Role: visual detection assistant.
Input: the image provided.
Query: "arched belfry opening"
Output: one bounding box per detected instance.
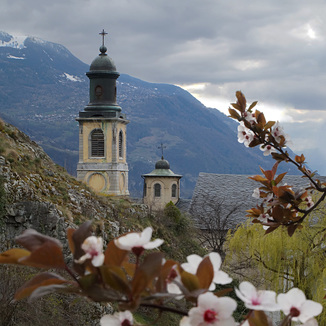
[76,30,129,196]
[119,130,124,159]
[90,129,104,157]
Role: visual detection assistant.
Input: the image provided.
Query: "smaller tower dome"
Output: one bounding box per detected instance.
[155,157,170,170]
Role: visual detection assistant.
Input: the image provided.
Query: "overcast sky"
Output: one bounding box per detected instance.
[2,0,326,174]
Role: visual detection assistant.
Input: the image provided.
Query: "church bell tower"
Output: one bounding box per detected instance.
[76,30,129,195]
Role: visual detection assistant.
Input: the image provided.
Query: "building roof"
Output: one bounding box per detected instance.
[142,157,182,178]
[189,172,326,228]
[89,45,118,73]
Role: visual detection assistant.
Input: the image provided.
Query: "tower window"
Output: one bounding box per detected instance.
[119,130,123,159]
[91,129,104,157]
[172,184,177,197]
[143,182,147,197]
[95,85,103,99]
[154,183,161,197]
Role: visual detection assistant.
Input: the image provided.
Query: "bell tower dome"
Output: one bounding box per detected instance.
[76,30,129,196]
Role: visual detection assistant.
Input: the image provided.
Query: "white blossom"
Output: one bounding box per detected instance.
[301,318,319,326]
[235,281,279,311]
[277,288,322,323]
[259,144,277,156]
[242,111,256,125]
[166,265,183,297]
[252,188,260,199]
[114,227,164,254]
[101,311,133,326]
[305,196,314,209]
[271,121,289,145]
[237,123,254,147]
[181,252,232,291]
[179,292,237,326]
[75,236,105,267]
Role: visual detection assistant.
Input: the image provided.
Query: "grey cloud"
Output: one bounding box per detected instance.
[1,0,326,173]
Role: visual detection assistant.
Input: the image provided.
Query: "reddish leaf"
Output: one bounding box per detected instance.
[228,108,241,120]
[19,241,66,269]
[249,138,262,148]
[248,101,258,111]
[246,207,262,218]
[100,265,131,295]
[271,206,284,222]
[180,270,200,292]
[235,91,246,112]
[15,229,62,252]
[287,224,299,237]
[214,287,233,297]
[72,221,93,275]
[248,310,271,326]
[263,120,275,130]
[243,119,253,129]
[249,175,268,183]
[271,162,279,179]
[295,154,305,164]
[264,225,279,235]
[67,228,76,255]
[196,256,214,290]
[262,169,273,181]
[0,248,30,264]
[15,272,69,300]
[231,102,241,111]
[122,261,136,278]
[271,152,288,162]
[156,260,178,293]
[256,112,266,126]
[104,240,128,267]
[278,135,286,147]
[274,172,287,185]
[72,221,93,260]
[131,252,164,298]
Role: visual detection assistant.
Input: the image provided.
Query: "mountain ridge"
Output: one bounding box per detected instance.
[0,31,298,198]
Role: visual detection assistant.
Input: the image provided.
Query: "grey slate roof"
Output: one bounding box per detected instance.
[189,172,326,228]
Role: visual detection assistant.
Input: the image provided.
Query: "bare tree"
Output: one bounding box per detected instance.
[189,190,243,258]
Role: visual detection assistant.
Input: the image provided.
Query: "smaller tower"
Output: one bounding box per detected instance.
[142,156,182,211]
[76,30,129,195]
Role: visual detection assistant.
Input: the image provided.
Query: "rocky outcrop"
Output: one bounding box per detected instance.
[0,120,147,251]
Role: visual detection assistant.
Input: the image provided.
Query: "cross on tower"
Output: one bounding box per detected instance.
[99,29,108,47]
[158,143,166,159]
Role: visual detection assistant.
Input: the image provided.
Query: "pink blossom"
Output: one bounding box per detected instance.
[235,281,279,311]
[181,253,232,291]
[277,288,322,323]
[114,227,164,255]
[100,310,133,326]
[237,123,254,147]
[179,292,237,326]
[75,236,105,267]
